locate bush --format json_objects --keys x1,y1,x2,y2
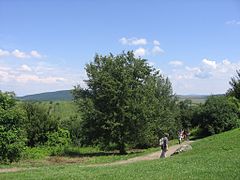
[
  {"x1": 0, "y1": 92, "x2": 26, "y2": 163},
  {"x1": 46, "y1": 128, "x2": 71, "y2": 147},
  {"x1": 60, "y1": 115, "x2": 82, "y2": 146},
  {"x1": 22, "y1": 145, "x2": 67, "y2": 159},
  {"x1": 22, "y1": 102, "x2": 59, "y2": 147},
  {"x1": 22, "y1": 146, "x2": 51, "y2": 160},
  {"x1": 198, "y1": 96, "x2": 240, "y2": 136}
]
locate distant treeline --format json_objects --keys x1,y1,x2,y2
[
  {"x1": 18, "y1": 89, "x2": 217, "y2": 103},
  {"x1": 18, "y1": 90, "x2": 73, "y2": 101}
]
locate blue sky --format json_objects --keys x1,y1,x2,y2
[{"x1": 0, "y1": 0, "x2": 240, "y2": 96}]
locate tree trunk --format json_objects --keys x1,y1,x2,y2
[{"x1": 119, "y1": 142, "x2": 127, "y2": 154}]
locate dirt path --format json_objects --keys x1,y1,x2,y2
[
  {"x1": 0, "y1": 168, "x2": 26, "y2": 173},
  {"x1": 85, "y1": 140, "x2": 193, "y2": 167},
  {"x1": 0, "y1": 141, "x2": 193, "y2": 173}
]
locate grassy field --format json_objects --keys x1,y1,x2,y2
[
  {"x1": 0, "y1": 140, "x2": 178, "y2": 169},
  {"x1": 178, "y1": 97, "x2": 207, "y2": 104},
  {"x1": 36, "y1": 100, "x2": 78, "y2": 121},
  {"x1": 0, "y1": 129, "x2": 239, "y2": 179}
]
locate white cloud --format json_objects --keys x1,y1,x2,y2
[
  {"x1": 134, "y1": 47, "x2": 146, "y2": 57},
  {"x1": 167, "y1": 58, "x2": 240, "y2": 94},
  {"x1": 183, "y1": 65, "x2": 213, "y2": 79},
  {"x1": 195, "y1": 71, "x2": 212, "y2": 79},
  {"x1": 169, "y1": 61, "x2": 183, "y2": 66},
  {"x1": 223, "y1": 59, "x2": 231, "y2": 65},
  {"x1": 152, "y1": 46, "x2": 164, "y2": 55},
  {"x1": 30, "y1": 50, "x2": 42, "y2": 58},
  {"x1": 119, "y1": 37, "x2": 128, "y2": 45},
  {"x1": 12, "y1": 49, "x2": 30, "y2": 59},
  {"x1": 0, "y1": 48, "x2": 43, "y2": 59},
  {"x1": 0, "y1": 63, "x2": 65, "y2": 84},
  {"x1": 119, "y1": 37, "x2": 147, "y2": 45},
  {"x1": 0, "y1": 70, "x2": 10, "y2": 81},
  {"x1": 0, "y1": 65, "x2": 15, "y2": 82},
  {"x1": 0, "y1": 49, "x2": 10, "y2": 57},
  {"x1": 188, "y1": 59, "x2": 240, "y2": 79},
  {"x1": 0, "y1": 60, "x2": 87, "y2": 96},
  {"x1": 16, "y1": 74, "x2": 65, "y2": 84},
  {"x1": 153, "y1": 40, "x2": 160, "y2": 46},
  {"x1": 19, "y1": 64, "x2": 32, "y2": 72},
  {"x1": 202, "y1": 58, "x2": 217, "y2": 69},
  {"x1": 119, "y1": 37, "x2": 164, "y2": 56},
  {"x1": 148, "y1": 61, "x2": 155, "y2": 66},
  {"x1": 226, "y1": 20, "x2": 240, "y2": 25},
  {"x1": 171, "y1": 77, "x2": 230, "y2": 95}
]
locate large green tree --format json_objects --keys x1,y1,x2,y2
[{"x1": 73, "y1": 52, "x2": 178, "y2": 153}]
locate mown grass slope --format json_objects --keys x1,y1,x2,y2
[{"x1": 1, "y1": 128, "x2": 240, "y2": 179}]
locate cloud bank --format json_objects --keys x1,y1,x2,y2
[{"x1": 168, "y1": 58, "x2": 240, "y2": 94}]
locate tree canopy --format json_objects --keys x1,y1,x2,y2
[
  {"x1": 197, "y1": 96, "x2": 240, "y2": 135},
  {"x1": 73, "y1": 51, "x2": 179, "y2": 153},
  {"x1": 227, "y1": 70, "x2": 240, "y2": 99}
]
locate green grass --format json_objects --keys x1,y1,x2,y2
[
  {"x1": 18, "y1": 100, "x2": 79, "y2": 122},
  {"x1": 178, "y1": 96, "x2": 207, "y2": 104},
  {"x1": 0, "y1": 145, "x2": 160, "y2": 169},
  {"x1": 1, "y1": 128, "x2": 240, "y2": 179},
  {"x1": 37, "y1": 101, "x2": 78, "y2": 121}
]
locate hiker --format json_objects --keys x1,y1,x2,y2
[
  {"x1": 159, "y1": 133, "x2": 169, "y2": 158},
  {"x1": 182, "y1": 130, "x2": 186, "y2": 140},
  {"x1": 185, "y1": 129, "x2": 190, "y2": 141},
  {"x1": 178, "y1": 129, "x2": 183, "y2": 144}
]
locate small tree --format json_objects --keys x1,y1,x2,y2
[
  {"x1": 46, "y1": 128, "x2": 71, "y2": 147},
  {"x1": 0, "y1": 91, "x2": 26, "y2": 163}
]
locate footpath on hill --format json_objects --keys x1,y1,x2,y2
[
  {"x1": 0, "y1": 141, "x2": 193, "y2": 173},
  {"x1": 84, "y1": 140, "x2": 193, "y2": 167}
]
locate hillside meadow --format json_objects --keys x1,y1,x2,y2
[
  {"x1": 1, "y1": 128, "x2": 239, "y2": 179},
  {"x1": 36, "y1": 101, "x2": 78, "y2": 121}
]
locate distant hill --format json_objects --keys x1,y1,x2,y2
[
  {"x1": 18, "y1": 90, "x2": 223, "y2": 102},
  {"x1": 18, "y1": 90, "x2": 73, "y2": 101}
]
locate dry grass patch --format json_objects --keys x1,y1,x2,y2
[{"x1": 46, "y1": 156, "x2": 89, "y2": 164}]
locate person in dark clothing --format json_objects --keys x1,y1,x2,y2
[{"x1": 160, "y1": 133, "x2": 169, "y2": 158}]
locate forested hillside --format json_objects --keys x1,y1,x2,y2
[{"x1": 18, "y1": 90, "x2": 73, "y2": 101}]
